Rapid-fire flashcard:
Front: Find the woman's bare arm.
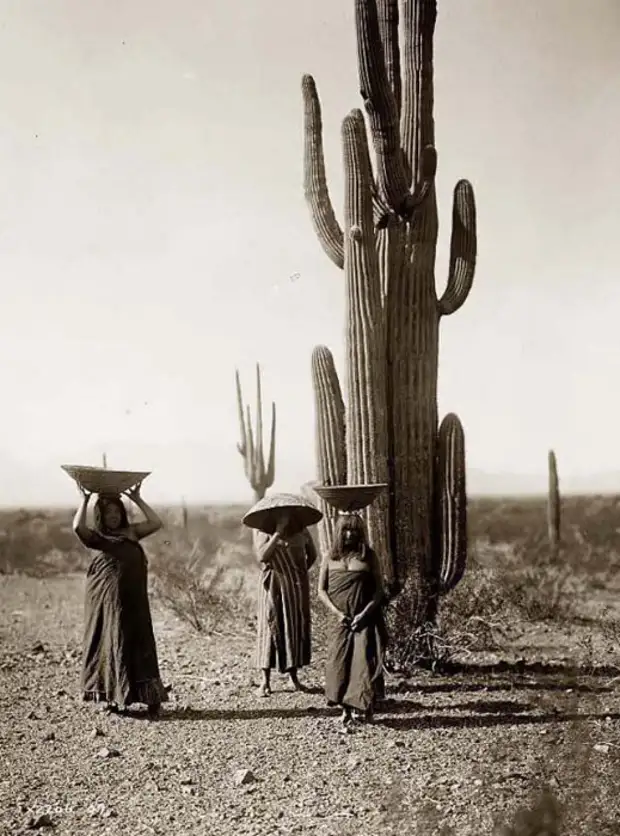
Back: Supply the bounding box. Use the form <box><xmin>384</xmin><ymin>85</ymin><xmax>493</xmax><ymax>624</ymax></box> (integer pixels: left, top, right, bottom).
<box><xmin>124</xmin><ymin>485</ymin><xmax>163</xmax><ymax>540</ymax></box>
<box><xmin>304</xmin><ymin>529</ymin><xmax>318</xmax><ymax>570</ymax></box>
<box><xmin>253</xmin><ymin>530</ymin><xmax>282</xmax><ymax>563</ymax></box>
<box><xmin>72</xmin><ymin>493</ymin><xmax>99</xmax><ymax>548</ymax></box>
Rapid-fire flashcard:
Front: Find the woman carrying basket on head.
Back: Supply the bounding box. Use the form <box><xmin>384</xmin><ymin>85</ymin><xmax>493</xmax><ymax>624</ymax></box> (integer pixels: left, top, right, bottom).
<box><xmin>72</xmin><ymin>480</ymin><xmax>169</xmax><ymax>717</ymax></box>
<box><xmin>318</xmin><ymin>513</ymin><xmax>387</xmax><ymax>727</ymax></box>
<box><xmin>244</xmin><ymin>494</ymin><xmax>321</xmax><ymax>697</ymax></box>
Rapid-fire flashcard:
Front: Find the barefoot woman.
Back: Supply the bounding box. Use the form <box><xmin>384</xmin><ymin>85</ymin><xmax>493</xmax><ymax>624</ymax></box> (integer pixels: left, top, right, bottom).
<box><xmin>72</xmin><ymin>482</ymin><xmax>169</xmax><ymax>716</ymax></box>
<box><xmin>253</xmin><ymin>513</ymin><xmax>318</xmax><ymax>696</ymax></box>
<box><xmin>319</xmin><ymin>514</ymin><xmax>387</xmax><ymax>725</ymax></box>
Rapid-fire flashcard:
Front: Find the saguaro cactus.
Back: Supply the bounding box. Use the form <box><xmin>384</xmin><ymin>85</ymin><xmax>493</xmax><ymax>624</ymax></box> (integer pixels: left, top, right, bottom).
<box><xmin>547</xmin><ymin>449</ymin><xmax>560</xmax><ymax>553</ymax></box>
<box><xmin>102</xmin><ymin>453</ymin><xmax>108</xmax><ymax>469</ymax></box>
<box><xmin>235</xmin><ymin>364</ymin><xmax>276</xmax><ymax>502</ymax></box>
<box><xmin>310</xmin><ymin>346</ymin><xmax>347</xmax><ymax>556</ymax></box>
<box><xmin>303</xmin><ymin>0</ymin><xmax>476</xmax><ymax>640</ymax></box>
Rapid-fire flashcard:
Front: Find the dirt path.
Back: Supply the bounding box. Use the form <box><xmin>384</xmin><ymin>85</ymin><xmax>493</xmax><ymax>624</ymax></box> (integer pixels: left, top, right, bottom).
<box><xmin>2</xmin><ymin>575</ymin><xmax>620</xmax><ymax>835</ymax></box>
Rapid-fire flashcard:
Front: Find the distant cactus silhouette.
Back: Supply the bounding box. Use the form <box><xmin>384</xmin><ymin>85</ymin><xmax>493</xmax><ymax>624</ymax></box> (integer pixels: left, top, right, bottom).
<box><xmin>548</xmin><ymin>449</ymin><xmax>561</xmax><ymax>552</ymax></box>
<box><xmin>235</xmin><ymin>364</ymin><xmax>276</xmax><ymax>502</ymax></box>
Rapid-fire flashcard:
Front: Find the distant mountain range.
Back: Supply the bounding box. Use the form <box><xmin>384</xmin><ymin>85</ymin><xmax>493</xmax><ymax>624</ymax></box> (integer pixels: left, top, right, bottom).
<box><xmin>467</xmin><ymin>468</ymin><xmax>620</xmax><ymax>497</ymax></box>
<box><xmin>0</xmin><ymin>448</ymin><xmax>617</xmax><ymax>507</ymax></box>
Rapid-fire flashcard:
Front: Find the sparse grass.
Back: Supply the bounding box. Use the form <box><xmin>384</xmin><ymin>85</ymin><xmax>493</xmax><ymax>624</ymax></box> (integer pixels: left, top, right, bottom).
<box><xmin>2</xmin><ymin>496</ymin><xmax>620</xmax><ymax>833</ymax></box>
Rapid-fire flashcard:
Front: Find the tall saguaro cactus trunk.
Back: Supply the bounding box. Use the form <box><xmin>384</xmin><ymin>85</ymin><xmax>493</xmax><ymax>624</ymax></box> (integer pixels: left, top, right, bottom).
<box><xmin>303</xmin><ymin>0</ymin><xmax>476</xmax><ymax>653</ymax></box>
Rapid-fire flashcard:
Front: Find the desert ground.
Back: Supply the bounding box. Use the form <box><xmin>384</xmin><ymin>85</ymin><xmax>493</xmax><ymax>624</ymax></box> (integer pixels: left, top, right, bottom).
<box><xmin>2</xmin><ymin>495</ymin><xmax>620</xmax><ymax>835</ymax></box>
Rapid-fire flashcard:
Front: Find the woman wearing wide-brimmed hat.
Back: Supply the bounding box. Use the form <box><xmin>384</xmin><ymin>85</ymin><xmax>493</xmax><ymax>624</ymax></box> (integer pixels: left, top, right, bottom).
<box><xmin>243</xmin><ymin>493</ymin><xmax>321</xmax><ymax>697</ymax></box>
<box><xmin>71</xmin><ymin>479</ymin><xmax>169</xmax><ymax>717</ymax></box>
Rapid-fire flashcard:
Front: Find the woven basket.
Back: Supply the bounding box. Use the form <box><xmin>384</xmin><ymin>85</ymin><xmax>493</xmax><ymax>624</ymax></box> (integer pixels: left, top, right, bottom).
<box><xmin>61</xmin><ymin>465</ymin><xmax>151</xmax><ymax>495</ymax></box>
<box><xmin>242</xmin><ymin>492</ymin><xmax>323</xmax><ymax>534</ymax></box>
<box><xmin>312</xmin><ymin>483</ymin><xmax>388</xmax><ymax>513</ymax></box>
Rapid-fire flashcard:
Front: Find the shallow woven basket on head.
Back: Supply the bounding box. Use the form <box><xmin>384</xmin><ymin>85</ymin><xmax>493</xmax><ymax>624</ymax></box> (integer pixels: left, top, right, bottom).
<box><xmin>312</xmin><ymin>483</ymin><xmax>388</xmax><ymax>514</ymax></box>
<box><xmin>61</xmin><ymin>465</ymin><xmax>151</xmax><ymax>495</ymax></box>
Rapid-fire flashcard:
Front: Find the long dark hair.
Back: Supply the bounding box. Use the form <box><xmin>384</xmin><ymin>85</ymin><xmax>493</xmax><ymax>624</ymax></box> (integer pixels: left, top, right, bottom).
<box><xmin>328</xmin><ymin>513</ymin><xmax>369</xmax><ymax>561</ymax></box>
<box><xmin>93</xmin><ymin>494</ymin><xmax>129</xmax><ymax>535</ymax></box>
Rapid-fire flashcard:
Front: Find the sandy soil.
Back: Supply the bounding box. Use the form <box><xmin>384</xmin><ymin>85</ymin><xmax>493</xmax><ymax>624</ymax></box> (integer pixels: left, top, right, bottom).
<box><xmin>2</xmin><ymin>574</ymin><xmax>620</xmax><ymax>836</ymax></box>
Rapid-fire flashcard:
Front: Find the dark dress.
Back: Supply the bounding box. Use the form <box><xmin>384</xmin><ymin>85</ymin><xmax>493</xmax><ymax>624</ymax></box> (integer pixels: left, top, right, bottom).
<box><xmin>324</xmin><ymin>555</ymin><xmax>387</xmax><ymax>713</ymax></box>
<box><xmin>80</xmin><ymin>530</ymin><xmax>168</xmax><ymax>709</ymax></box>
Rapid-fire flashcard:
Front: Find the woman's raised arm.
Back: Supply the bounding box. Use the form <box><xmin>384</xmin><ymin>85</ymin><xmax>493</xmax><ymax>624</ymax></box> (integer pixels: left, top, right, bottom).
<box><xmin>72</xmin><ymin>490</ymin><xmax>100</xmax><ymax>549</ymax></box>
<box><xmin>253</xmin><ymin>529</ymin><xmax>282</xmax><ymax>563</ymax></box>
<box><xmin>125</xmin><ymin>484</ymin><xmax>163</xmax><ymax>541</ymax></box>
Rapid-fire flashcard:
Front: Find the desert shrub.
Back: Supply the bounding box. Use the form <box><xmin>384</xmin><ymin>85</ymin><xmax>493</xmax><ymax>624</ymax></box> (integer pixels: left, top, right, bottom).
<box><xmin>149</xmin><ymin>519</ymin><xmax>256</xmax><ymax>635</ymax></box>
<box><xmin>0</xmin><ymin>508</ymin><xmax>87</xmax><ymax>577</ymax></box>
<box><xmin>470</xmin><ymin>495</ymin><xmax>620</xmax><ymax>579</ymax></box>
<box><xmin>438</xmin><ymin>551</ymin><xmax>515</xmax><ymax>657</ymax></box>
<box><xmin>496</xmin><ymin>538</ymin><xmax>583</xmax><ymax>624</ymax></box>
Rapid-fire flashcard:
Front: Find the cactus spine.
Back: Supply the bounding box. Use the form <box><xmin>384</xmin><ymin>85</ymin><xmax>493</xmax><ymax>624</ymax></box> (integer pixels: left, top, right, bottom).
<box><xmin>235</xmin><ymin>364</ymin><xmax>276</xmax><ymax>502</ymax></box>
<box><xmin>303</xmin><ymin>0</ymin><xmax>476</xmax><ymax>640</ymax></box>
<box><xmin>547</xmin><ymin>449</ymin><xmax>560</xmax><ymax>552</ymax></box>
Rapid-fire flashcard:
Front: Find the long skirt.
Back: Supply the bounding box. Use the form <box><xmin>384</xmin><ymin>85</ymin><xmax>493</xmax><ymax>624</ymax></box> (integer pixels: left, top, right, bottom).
<box><xmin>255</xmin><ymin>546</ymin><xmax>311</xmax><ymax>673</ymax></box>
<box><xmin>81</xmin><ymin>542</ymin><xmax>169</xmax><ymax>708</ymax></box>
<box><xmin>324</xmin><ymin>568</ymin><xmax>386</xmax><ymax>712</ymax></box>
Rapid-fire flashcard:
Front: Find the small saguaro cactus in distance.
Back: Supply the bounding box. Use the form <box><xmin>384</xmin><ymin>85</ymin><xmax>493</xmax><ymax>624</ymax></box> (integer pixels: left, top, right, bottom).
<box><xmin>547</xmin><ymin>449</ymin><xmax>560</xmax><ymax>553</ymax></box>
<box><xmin>102</xmin><ymin>453</ymin><xmax>108</xmax><ymax>469</ymax></box>
<box><xmin>235</xmin><ymin>364</ymin><xmax>276</xmax><ymax>502</ymax></box>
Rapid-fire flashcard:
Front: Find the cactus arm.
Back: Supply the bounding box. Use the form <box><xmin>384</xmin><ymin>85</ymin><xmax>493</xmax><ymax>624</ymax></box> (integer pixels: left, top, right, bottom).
<box><xmin>377</xmin><ymin>0</ymin><xmax>401</xmax><ymax>117</ymax></box>
<box><xmin>311</xmin><ymin>346</ymin><xmax>346</xmax><ymax>487</ymax></box>
<box><xmin>311</xmin><ymin>346</ymin><xmax>346</xmax><ymax>556</ymax></box>
<box><xmin>302</xmin><ymin>75</ymin><xmax>345</xmax><ymax>269</ymax></box>
<box><xmin>244</xmin><ymin>405</ymin><xmax>256</xmax><ymax>484</ymax></box>
<box><xmin>400</xmin><ymin>0</ymin><xmax>437</xmax><ymax>180</ymax></box>
<box><xmin>355</xmin><ymin>0</ymin><xmax>410</xmax><ymax>215</ymax></box>
<box><xmin>435</xmin><ymin>413</ymin><xmax>467</xmax><ymax>595</ymax></box>
<box><xmin>254</xmin><ymin>363</ymin><xmax>265</xmax><ymax>482</ymax></box>
<box><xmin>235</xmin><ymin>369</ymin><xmax>247</xmax><ymax>458</ymax></box>
<box><xmin>266</xmin><ymin>401</ymin><xmax>276</xmax><ymax>486</ymax></box>
<box><xmin>438</xmin><ymin>180</ymin><xmax>477</xmax><ymax>316</ymax></box>
<box><xmin>355</xmin><ymin>0</ymin><xmax>436</xmax><ymax>219</ymax></box>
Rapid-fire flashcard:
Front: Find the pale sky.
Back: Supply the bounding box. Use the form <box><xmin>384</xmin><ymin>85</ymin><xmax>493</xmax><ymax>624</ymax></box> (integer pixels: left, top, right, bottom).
<box><xmin>0</xmin><ymin>0</ymin><xmax>619</xmax><ymax>505</ymax></box>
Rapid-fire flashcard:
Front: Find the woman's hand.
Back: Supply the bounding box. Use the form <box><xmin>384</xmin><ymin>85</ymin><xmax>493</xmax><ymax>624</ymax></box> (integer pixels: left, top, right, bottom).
<box><xmin>78</xmin><ymin>484</ymin><xmax>92</xmax><ymax>501</ymax></box>
<box><xmin>275</xmin><ymin>513</ymin><xmax>291</xmax><ymax>538</ymax></box>
<box><xmin>350</xmin><ymin>613</ymin><xmax>364</xmax><ymax>632</ymax></box>
<box><xmin>124</xmin><ymin>482</ymin><xmax>142</xmax><ymax>503</ymax></box>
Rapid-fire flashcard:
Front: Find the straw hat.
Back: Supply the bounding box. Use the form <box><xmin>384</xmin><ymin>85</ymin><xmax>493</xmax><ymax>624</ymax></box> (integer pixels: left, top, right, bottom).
<box><xmin>61</xmin><ymin>465</ymin><xmax>151</xmax><ymax>496</ymax></box>
<box><xmin>242</xmin><ymin>492</ymin><xmax>323</xmax><ymax>535</ymax></box>
<box><xmin>311</xmin><ymin>483</ymin><xmax>388</xmax><ymax>513</ymax></box>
